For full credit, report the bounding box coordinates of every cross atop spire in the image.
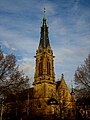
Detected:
[43,8,46,25]
[44,8,46,16]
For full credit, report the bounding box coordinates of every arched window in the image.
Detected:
[39,62,43,76]
[47,61,50,75]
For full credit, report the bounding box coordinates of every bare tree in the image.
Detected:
[0,47,30,119]
[0,47,29,96]
[74,54,90,99]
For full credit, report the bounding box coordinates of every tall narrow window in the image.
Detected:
[47,61,50,75]
[39,62,43,76]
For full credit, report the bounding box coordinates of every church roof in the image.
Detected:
[56,74,68,90]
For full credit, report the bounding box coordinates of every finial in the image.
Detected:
[44,8,46,16]
[43,8,46,25]
[62,73,64,79]
[43,8,46,20]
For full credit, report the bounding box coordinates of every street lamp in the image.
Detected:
[83,102,87,120]
[27,83,31,119]
[0,95,4,120]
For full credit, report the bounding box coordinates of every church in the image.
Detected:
[21,13,76,119]
[3,13,76,120]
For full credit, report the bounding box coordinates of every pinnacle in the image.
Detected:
[61,73,64,79]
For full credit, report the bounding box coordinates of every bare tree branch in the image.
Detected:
[74,54,90,99]
[0,48,30,96]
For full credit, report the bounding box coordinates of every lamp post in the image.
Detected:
[83,103,87,120]
[27,84,30,119]
[0,95,4,120]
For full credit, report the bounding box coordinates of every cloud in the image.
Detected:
[0,26,38,52]
[18,56,35,84]
[0,0,90,87]
[19,63,34,85]
[49,17,67,36]
[20,62,34,76]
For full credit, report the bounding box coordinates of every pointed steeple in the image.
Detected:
[34,9,55,85]
[56,74,68,90]
[39,8,50,48]
[60,74,67,87]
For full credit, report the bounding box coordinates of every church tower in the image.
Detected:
[33,11,56,99]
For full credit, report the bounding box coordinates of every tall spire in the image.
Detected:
[39,8,50,48]
[34,10,55,85]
